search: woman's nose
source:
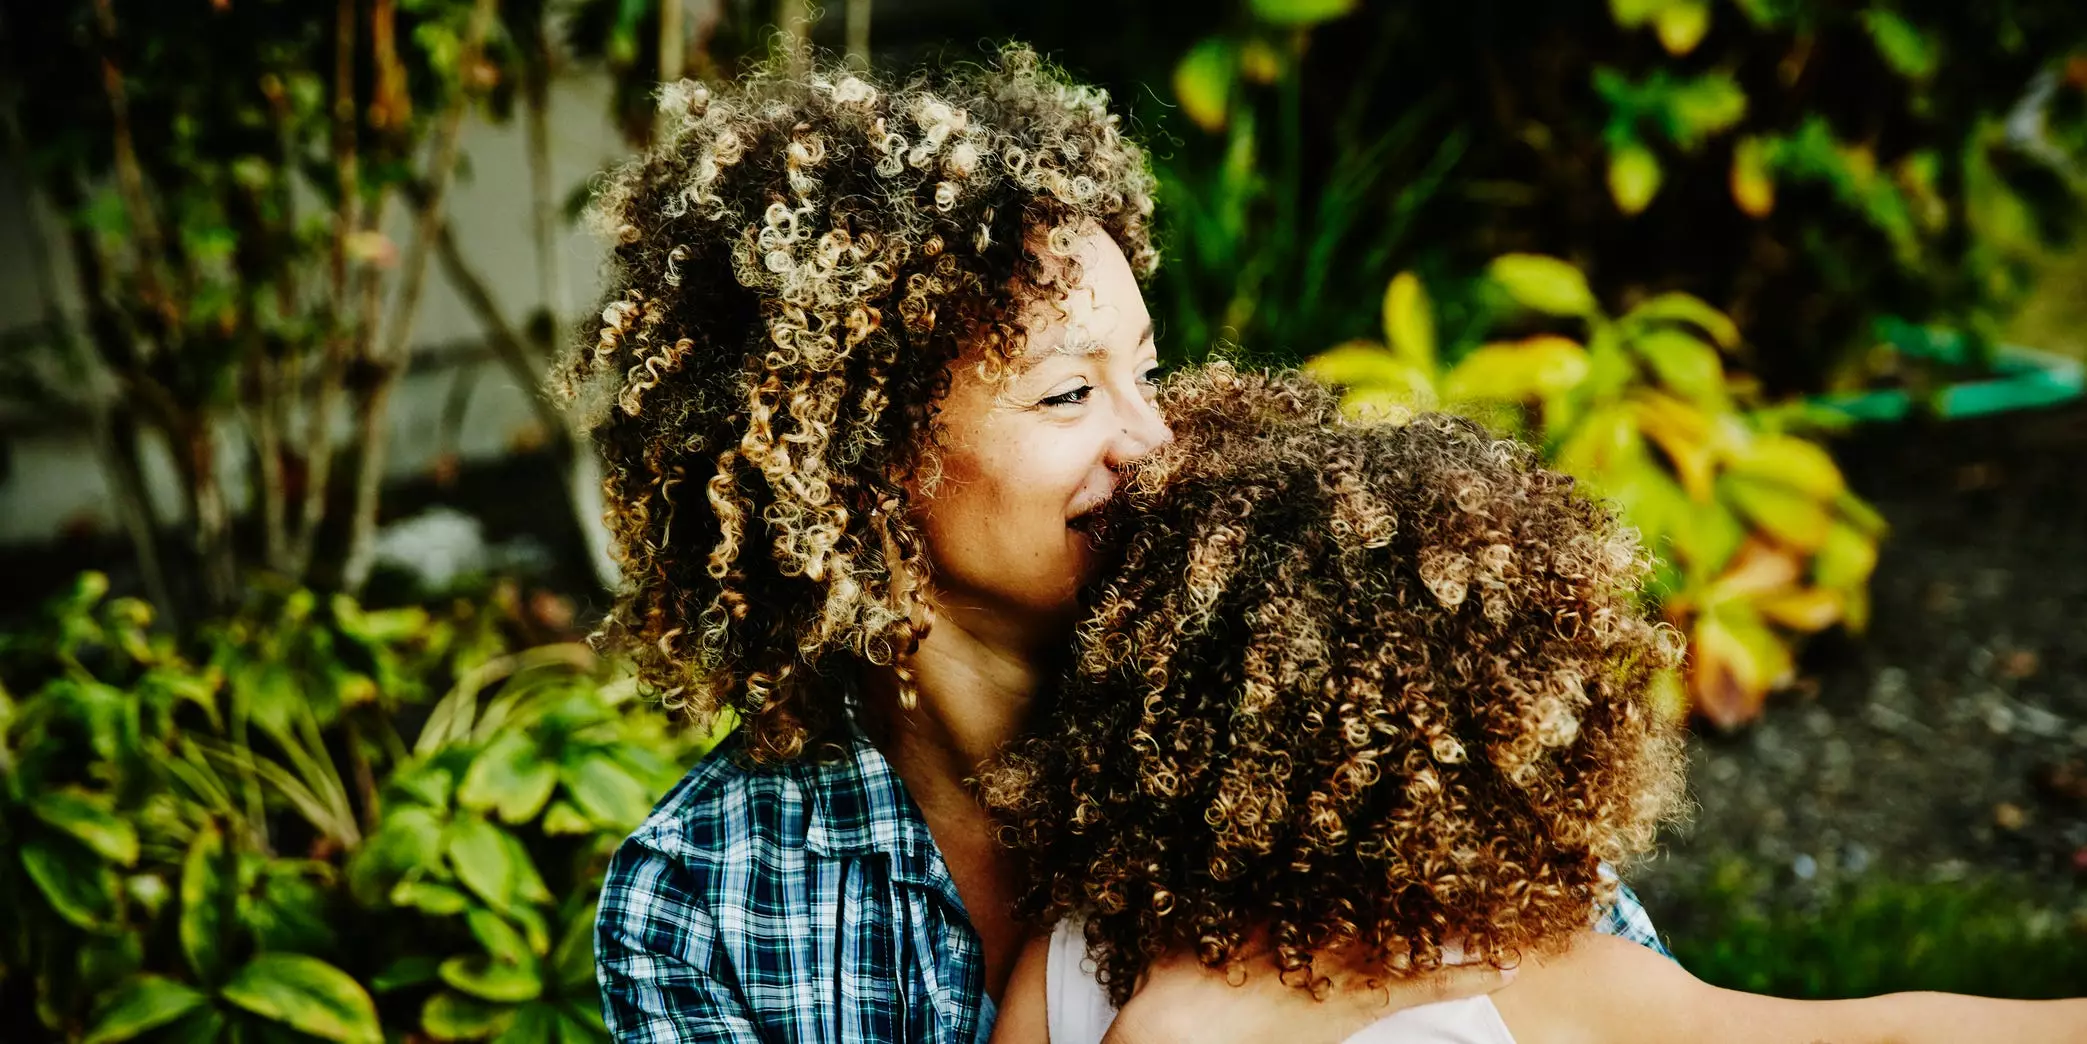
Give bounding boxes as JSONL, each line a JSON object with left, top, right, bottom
{"left": 1109, "top": 388, "right": 1174, "bottom": 464}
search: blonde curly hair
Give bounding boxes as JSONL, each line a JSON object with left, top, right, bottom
{"left": 556, "top": 45, "right": 1158, "bottom": 761}
{"left": 981, "top": 366, "right": 1688, "bottom": 1007}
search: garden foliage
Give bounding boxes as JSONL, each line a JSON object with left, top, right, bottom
{"left": 0, "top": 574, "right": 711, "bottom": 1043}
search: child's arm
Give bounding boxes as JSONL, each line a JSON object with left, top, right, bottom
{"left": 990, "top": 933, "right": 1054, "bottom": 1044}
{"left": 1495, "top": 931, "right": 2087, "bottom": 1044}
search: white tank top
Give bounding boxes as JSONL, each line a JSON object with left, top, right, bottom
{"left": 1044, "top": 919, "right": 1518, "bottom": 1044}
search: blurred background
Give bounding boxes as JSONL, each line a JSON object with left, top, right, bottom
{"left": 2, "top": 0, "right": 2085, "bottom": 1040}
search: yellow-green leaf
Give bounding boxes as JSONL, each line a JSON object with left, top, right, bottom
{"left": 447, "top": 816, "right": 517, "bottom": 912}
{"left": 1731, "top": 136, "right": 1776, "bottom": 217}
{"left": 1669, "top": 497, "right": 1748, "bottom": 575}
{"left": 1863, "top": 8, "right": 1938, "bottom": 81}
{"left": 22, "top": 838, "right": 117, "bottom": 930}
{"left": 561, "top": 754, "right": 653, "bottom": 831}
{"left": 1552, "top": 403, "right": 1645, "bottom": 480}
{"left": 423, "top": 991, "right": 515, "bottom": 1042}
{"left": 393, "top": 879, "right": 471, "bottom": 915}
{"left": 1813, "top": 521, "right": 1881, "bottom": 591}
{"left": 1249, "top": 0, "right": 1357, "bottom": 27}
{"left": 1633, "top": 394, "right": 1719, "bottom": 502}
{"left": 84, "top": 976, "right": 209, "bottom": 1044}
{"left": 32, "top": 789, "right": 139, "bottom": 867}
{"left": 1633, "top": 328, "right": 1728, "bottom": 404}
{"left": 1755, "top": 587, "right": 1845, "bottom": 632}
{"left": 1644, "top": 667, "right": 1689, "bottom": 723}
{"left": 1608, "top": 142, "right": 1664, "bottom": 216}
{"left": 441, "top": 956, "right": 543, "bottom": 1005}
{"left": 1303, "top": 341, "right": 1429, "bottom": 396}
{"left": 1173, "top": 38, "right": 1234, "bottom": 134}
{"left": 1721, "top": 473, "right": 1834, "bottom": 550}
{"left": 1624, "top": 292, "right": 1740, "bottom": 348}
{"left": 1655, "top": 0, "right": 1711, "bottom": 54}
{"left": 1381, "top": 271, "right": 1437, "bottom": 373}
{"left": 1690, "top": 605, "right": 1792, "bottom": 727}
{"left": 540, "top": 802, "right": 593, "bottom": 837}
{"left": 180, "top": 821, "right": 232, "bottom": 986}
{"left": 460, "top": 735, "right": 559, "bottom": 825}
{"left": 221, "top": 954, "right": 381, "bottom": 1044}
{"left": 1489, "top": 255, "right": 1599, "bottom": 317}
{"left": 1725, "top": 433, "right": 1845, "bottom": 499}
{"left": 1442, "top": 336, "right": 1592, "bottom": 403}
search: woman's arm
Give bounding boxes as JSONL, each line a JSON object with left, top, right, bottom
{"left": 594, "top": 844, "right": 763, "bottom": 1044}
{"left": 1494, "top": 932, "right": 2087, "bottom": 1044}
{"left": 989, "top": 934, "right": 1053, "bottom": 1044}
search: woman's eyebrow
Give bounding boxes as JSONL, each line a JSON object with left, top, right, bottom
{"left": 1020, "top": 319, "right": 1157, "bottom": 371}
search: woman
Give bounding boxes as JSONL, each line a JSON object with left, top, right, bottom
{"left": 566, "top": 47, "right": 1664, "bottom": 1043}
{"left": 982, "top": 368, "right": 2087, "bottom": 1044}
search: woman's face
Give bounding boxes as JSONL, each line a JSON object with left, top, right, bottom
{"left": 915, "top": 228, "right": 1172, "bottom": 644}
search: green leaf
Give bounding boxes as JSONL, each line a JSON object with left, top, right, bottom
{"left": 1664, "top": 74, "right": 1748, "bottom": 148}
{"left": 220, "top": 954, "right": 381, "bottom": 1044}
{"left": 1248, "top": 0, "right": 1356, "bottom": 26}
{"left": 1721, "top": 473, "right": 1834, "bottom": 551}
{"left": 180, "top": 821, "right": 232, "bottom": 985}
{"left": 540, "top": 802, "right": 594, "bottom": 837}
{"left": 441, "top": 956, "right": 543, "bottom": 1004}
{"left": 493, "top": 1004, "right": 560, "bottom": 1044}
{"left": 32, "top": 789, "right": 140, "bottom": 866}
{"left": 84, "top": 976, "right": 209, "bottom": 1044}
{"left": 1381, "top": 271, "right": 1437, "bottom": 373}
{"left": 561, "top": 754, "right": 653, "bottom": 831}
{"left": 1633, "top": 328, "right": 1727, "bottom": 403}
{"left": 503, "top": 829, "right": 552, "bottom": 906}
{"left": 1442, "top": 336, "right": 1592, "bottom": 404}
{"left": 373, "top": 955, "right": 444, "bottom": 994}
{"left": 393, "top": 878, "right": 472, "bottom": 915}
{"left": 1608, "top": 142, "right": 1663, "bottom": 215}
{"left": 1670, "top": 499, "right": 1748, "bottom": 575}
{"left": 1725, "top": 434, "right": 1845, "bottom": 499}
{"left": 549, "top": 905, "right": 600, "bottom": 994}
{"left": 423, "top": 991, "right": 516, "bottom": 1042}
{"left": 1172, "top": 37, "right": 1234, "bottom": 134}
{"left": 22, "top": 838, "right": 118, "bottom": 929}
{"left": 460, "top": 735, "right": 560, "bottom": 825}
{"left": 1814, "top": 522, "right": 1881, "bottom": 592}
{"left": 448, "top": 816, "right": 518, "bottom": 912}
{"left": 468, "top": 907, "right": 537, "bottom": 965}
{"left": 1303, "top": 342, "right": 1434, "bottom": 403}
{"left": 1488, "top": 255, "right": 1599, "bottom": 317}
{"left": 1863, "top": 8, "right": 1937, "bottom": 81}
{"left": 1624, "top": 292, "right": 1740, "bottom": 348}
{"left": 1655, "top": 0, "right": 1711, "bottom": 54}
{"left": 1731, "top": 136, "right": 1777, "bottom": 217}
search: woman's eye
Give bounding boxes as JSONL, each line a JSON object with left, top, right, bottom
{"left": 1040, "top": 385, "right": 1093, "bottom": 407}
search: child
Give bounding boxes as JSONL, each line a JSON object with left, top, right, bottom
{"left": 980, "top": 365, "right": 2087, "bottom": 1044}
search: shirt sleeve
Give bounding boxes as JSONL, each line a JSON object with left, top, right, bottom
{"left": 595, "top": 837, "right": 765, "bottom": 1044}
{"left": 1593, "top": 873, "right": 1672, "bottom": 959}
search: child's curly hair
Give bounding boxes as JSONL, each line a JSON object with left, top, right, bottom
{"left": 981, "top": 366, "right": 1688, "bottom": 1007}
{"left": 554, "top": 45, "right": 1157, "bottom": 761}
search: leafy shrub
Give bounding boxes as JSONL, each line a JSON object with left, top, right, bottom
{"left": 0, "top": 574, "right": 711, "bottom": 1043}
{"left": 1305, "top": 257, "right": 1885, "bottom": 725}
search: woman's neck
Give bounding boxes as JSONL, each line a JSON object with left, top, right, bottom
{"left": 862, "top": 604, "right": 1052, "bottom": 816}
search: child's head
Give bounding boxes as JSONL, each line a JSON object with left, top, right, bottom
{"left": 982, "top": 365, "right": 1687, "bottom": 1006}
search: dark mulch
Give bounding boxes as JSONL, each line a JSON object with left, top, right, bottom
{"left": 1637, "top": 401, "right": 2087, "bottom": 934}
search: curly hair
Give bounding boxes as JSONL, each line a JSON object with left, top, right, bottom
{"left": 554, "top": 45, "right": 1158, "bottom": 761}
{"left": 980, "top": 366, "right": 1688, "bottom": 1007}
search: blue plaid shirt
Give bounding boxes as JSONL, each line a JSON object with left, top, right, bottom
{"left": 596, "top": 725, "right": 1670, "bottom": 1043}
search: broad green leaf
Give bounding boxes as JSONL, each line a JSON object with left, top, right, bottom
{"left": 1249, "top": 0, "right": 1356, "bottom": 26}
{"left": 1721, "top": 473, "right": 1833, "bottom": 551}
{"left": 460, "top": 736, "right": 559, "bottom": 825}
{"left": 509, "top": 904, "right": 553, "bottom": 958}
{"left": 1608, "top": 142, "right": 1663, "bottom": 216}
{"left": 220, "top": 954, "right": 381, "bottom": 1044}
{"left": 1624, "top": 292, "right": 1740, "bottom": 348}
{"left": 441, "top": 956, "right": 543, "bottom": 1004}
{"left": 1755, "top": 587, "right": 1845, "bottom": 632}
{"left": 1489, "top": 255, "right": 1598, "bottom": 317}
{"left": 156, "top": 1007, "right": 227, "bottom": 1044}
{"left": 503, "top": 829, "right": 552, "bottom": 906}
{"left": 83, "top": 976, "right": 209, "bottom": 1044}
{"left": 1813, "top": 522, "right": 1881, "bottom": 591}
{"left": 494, "top": 1004, "right": 560, "bottom": 1044}
{"left": 1633, "top": 394, "right": 1719, "bottom": 501}
{"left": 181, "top": 821, "right": 231, "bottom": 985}
{"left": 1655, "top": 0, "right": 1711, "bottom": 54}
{"left": 22, "top": 838, "right": 118, "bottom": 929}
{"left": 549, "top": 906, "right": 599, "bottom": 993}
{"left": 1381, "top": 271, "right": 1437, "bottom": 372}
{"left": 468, "top": 907, "right": 537, "bottom": 966}
{"left": 556, "top": 1002, "right": 608, "bottom": 1044}
{"left": 1443, "top": 336, "right": 1592, "bottom": 404}
{"left": 540, "top": 802, "right": 594, "bottom": 837}
{"left": 32, "top": 789, "right": 139, "bottom": 866}
{"left": 1665, "top": 74, "right": 1748, "bottom": 148}
{"left": 448, "top": 816, "right": 518, "bottom": 912}
{"left": 1552, "top": 404, "right": 1644, "bottom": 480}
{"left": 373, "top": 955, "right": 444, "bottom": 994}
{"left": 1172, "top": 38, "right": 1234, "bottom": 134}
{"left": 423, "top": 990, "right": 516, "bottom": 1042}
{"left": 1609, "top": 0, "right": 1661, "bottom": 27}
{"left": 1731, "top": 136, "right": 1777, "bottom": 217}
{"left": 1668, "top": 498, "right": 1747, "bottom": 575}
{"left": 1304, "top": 341, "right": 1423, "bottom": 392}
{"left": 393, "top": 879, "right": 471, "bottom": 916}
{"left": 1632, "top": 328, "right": 1727, "bottom": 404}
{"left": 1725, "top": 434, "right": 1844, "bottom": 499}
{"left": 1863, "top": 8, "right": 1937, "bottom": 81}
{"left": 561, "top": 754, "right": 653, "bottom": 830}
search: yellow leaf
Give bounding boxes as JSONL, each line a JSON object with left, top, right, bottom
{"left": 1489, "top": 255, "right": 1599, "bottom": 317}
{"left": 1442, "top": 335, "right": 1591, "bottom": 403}
{"left": 1656, "top": 0, "right": 1711, "bottom": 55}
{"left": 1608, "top": 143, "right": 1664, "bottom": 216}
{"left": 1552, "top": 403, "right": 1644, "bottom": 480}
{"left": 1725, "top": 433, "right": 1845, "bottom": 499}
{"left": 1755, "top": 587, "right": 1845, "bottom": 632}
{"left": 1708, "top": 538, "right": 1804, "bottom": 602}
{"left": 1731, "top": 136, "right": 1776, "bottom": 217}
{"left": 1304, "top": 340, "right": 1430, "bottom": 394}
{"left": 1690, "top": 606, "right": 1792, "bottom": 728}
{"left": 1237, "top": 38, "right": 1284, "bottom": 85}
{"left": 1624, "top": 291, "right": 1741, "bottom": 348}
{"left": 1812, "top": 521, "right": 1880, "bottom": 591}
{"left": 1173, "top": 38, "right": 1235, "bottom": 134}
{"left": 1381, "top": 272, "right": 1437, "bottom": 373}
{"left": 1721, "top": 473, "right": 1833, "bottom": 551}
{"left": 1633, "top": 394, "right": 1718, "bottom": 501}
